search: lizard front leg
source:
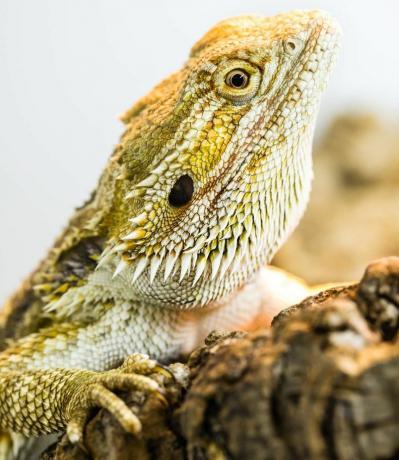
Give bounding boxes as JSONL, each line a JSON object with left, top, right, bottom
{"left": 0, "top": 302, "right": 181, "bottom": 443}
{"left": 0, "top": 358, "right": 167, "bottom": 442}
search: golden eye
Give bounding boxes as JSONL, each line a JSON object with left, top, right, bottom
{"left": 213, "top": 59, "right": 261, "bottom": 105}
{"left": 225, "top": 69, "right": 250, "bottom": 89}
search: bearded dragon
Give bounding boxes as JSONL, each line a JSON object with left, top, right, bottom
{"left": 0, "top": 9, "right": 341, "bottom": 458}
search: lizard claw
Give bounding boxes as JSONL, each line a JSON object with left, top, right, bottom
{"left": 67, "top": 410, "right": 96, "bottom": 447}
{"left": 152, "top": 364, "right": 176, "bottom": 382}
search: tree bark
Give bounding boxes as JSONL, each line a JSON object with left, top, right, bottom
{"left": 42, "top": 257, "right": 399, "bottom": 460}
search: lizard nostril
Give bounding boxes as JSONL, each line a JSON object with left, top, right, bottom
{"left": 168, "top": 175, "right": 194, "bottom": 207}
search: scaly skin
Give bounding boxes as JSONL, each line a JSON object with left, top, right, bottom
{"left": 0, "top": 9, "right": 341, "bottom": 454}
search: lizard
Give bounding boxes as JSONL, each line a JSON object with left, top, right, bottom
{"left": 0, "top": 9, "right": 341, "bottom": 458}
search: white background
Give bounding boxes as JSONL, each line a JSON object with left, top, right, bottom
{"left": 1, "top": 0, "right": 398, "bottom": 302}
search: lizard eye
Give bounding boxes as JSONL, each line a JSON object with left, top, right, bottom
{"left": 225, "top": 69, "right": 249, "bottom": 89}
{"left": 168, "top": 175, "right": 194, "bottom": 207}
{"left": 214, "top": 59, "right": 261, "bottom": 105}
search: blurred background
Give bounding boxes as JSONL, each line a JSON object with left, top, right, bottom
{"left": 1, "top": 0, "right": 398, "bottom": 302}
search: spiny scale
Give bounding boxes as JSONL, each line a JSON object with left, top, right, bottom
{"left": 113, "top": 259, "right": 127, "bottom": 279}
{"left": 210, "top": 241, "right": 225, "bottom": 280}
{"left": 179, "top": 253, "right": 192, "bottom": 282}
{"left": 163, "top": 251, "right": 180, "bottom": 281}
{"left": 107, "top": 206, "right": 258, "bottom": 286}
{"left": 125, "top": 188, "right": 145, "bottom": 200}
{"left": 150, "top": 255, "right": 162, "bottom": 283}
{"left": 192, "top": 254, "right": 208, "bottom": 286}
{"left": 129, "top": 212, "right": 148, "bottom": 226}
{"left": 131, "top": 257, "right": 149, "bottom": 284}
{"left": 122, "top": 228, "right": 147, "bottom": 241}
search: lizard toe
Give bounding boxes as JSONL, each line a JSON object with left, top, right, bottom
{"left": 120, "top": 353, "right": 175, "bottom": 381}
{"left": 102, "top": 371, "right": 168, "bottom": 405}
{"left": 89, "top": 383, "right": 142, "bottom": 435}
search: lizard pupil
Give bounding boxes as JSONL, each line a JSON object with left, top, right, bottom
{"left": 168, "top": 175, "right": 194, "bottom": 207}
{"left": 225, "top": 69, "right": 249, "bottom": 89}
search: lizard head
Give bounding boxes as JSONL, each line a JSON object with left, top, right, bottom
{"left": 99, "top": 9, "right": 341, "bottom": 308}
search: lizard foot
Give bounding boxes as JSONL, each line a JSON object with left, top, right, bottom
{"left": 66, "top": 353, "right": 173, "bottom": 444}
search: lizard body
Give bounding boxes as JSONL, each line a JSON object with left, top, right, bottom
{"left": 0, "top": 9, "right": 341, "bottom": 456}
